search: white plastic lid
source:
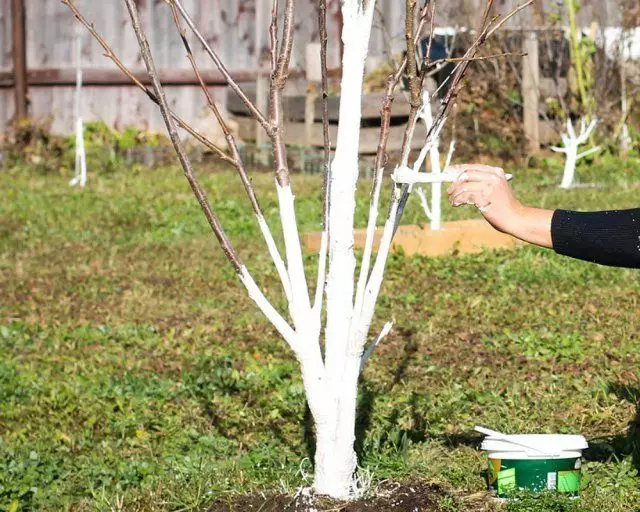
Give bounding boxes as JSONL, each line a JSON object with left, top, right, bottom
{"left": 481, "top": 434, "right": 588, "bottom": 457}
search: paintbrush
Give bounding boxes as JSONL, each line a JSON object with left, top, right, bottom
{"left": 393, "top": 168, "right": 514, "bottom": 184}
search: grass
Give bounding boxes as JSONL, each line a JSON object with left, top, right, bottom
{"left": 1, "top": 152, "right": 640, "bottom": 511}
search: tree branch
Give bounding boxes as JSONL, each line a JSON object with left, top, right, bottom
{"left": 168, "top": 1, "right": 292, "bottom": 304}
{"left": 171, "top": 0, "right": 272, "bottom": 134}
{"left": 120, "top": 0, "right": 296, "bottom": 350}
{"left": 61, "top": 0, "right": 233, "bottom": 164}
{"left": 314, "top": 0, "right": 332, "bottom": 318}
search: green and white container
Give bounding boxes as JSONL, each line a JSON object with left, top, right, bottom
{"left": 480, "top": 433, "right": 588, "bottom": 498}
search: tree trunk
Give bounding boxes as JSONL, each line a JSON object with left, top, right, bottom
{"left": 323, "top": 7, "right": 375, "bottom": 500}
{"left": 560, "top": 147, "right": 577, "bottom": 189}
{"left": 312, "top": 355, "right": 360, "bottom": 499}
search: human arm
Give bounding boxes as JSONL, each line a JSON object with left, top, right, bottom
{"left": 445, "top": 164, "right": 554, "bottom": 248}
{"left": 446, "top": 164, "right": 640, "bottom": 269}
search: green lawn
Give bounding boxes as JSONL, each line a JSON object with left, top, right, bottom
{"left": 2, "top": 153, "right": 640, "bottom": 511}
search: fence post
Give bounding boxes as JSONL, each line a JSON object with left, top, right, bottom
{"left": 522, "top": 32, "right": 540, "bottom": 154}
{"left": 11, "top": 0, "right": 28, "bottom": 122}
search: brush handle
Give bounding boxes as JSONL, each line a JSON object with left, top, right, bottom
{"left": 394, "top": 170, "right": 513, "bottom": 184}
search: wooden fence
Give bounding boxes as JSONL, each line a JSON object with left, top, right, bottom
{"left": 0, "top": 0, "right": 625, "bottom": 141}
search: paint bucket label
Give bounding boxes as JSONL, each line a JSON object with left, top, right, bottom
{"left": 487, "top": 457, "right": 582, "bottom": 498}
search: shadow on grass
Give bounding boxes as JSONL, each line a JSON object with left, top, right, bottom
{"left": 354, "top": 328, "right": 419, "bottom": 460}
{"left": 583, "top": 383, "right": 640, "bottom": 470}
{"left": 352, "top": 327, "right": 485, "bottom": 464}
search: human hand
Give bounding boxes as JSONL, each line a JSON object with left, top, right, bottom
{"left": 446, "top": 164, "right": 523, "bottom": 234}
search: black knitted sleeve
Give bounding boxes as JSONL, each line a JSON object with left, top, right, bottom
{"left": 551, "top": 209, "right": 640, "bottom": 269}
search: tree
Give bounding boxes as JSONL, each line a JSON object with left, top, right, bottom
{"left": 551, "top": 117, "right": 600, "bottom": 189}
{"left": 414, "top": 91, "right": 456, "bottom": 231}
{"left": 63, "top": 0, "right": 530, "bottom": 499}
{"left": 70, "top": 25, "right": 87, "bottom": 188}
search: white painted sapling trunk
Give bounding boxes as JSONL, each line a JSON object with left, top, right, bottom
{"left": 316, "top": 0, "right": 377, "bottom": 498}
{"left": 70, "top": 30, "right": 87, "bottom": 188}
{"left": 415, "top": 92, "right": 455, "bottom": 230}
{"left": 551, "top": 118, "right": 600, "bottom": 189}
{"left": 70, "top": 29, "right": 87, "bottom": 188}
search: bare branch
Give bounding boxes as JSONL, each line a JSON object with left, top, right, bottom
{"left": 276, "top": 0, "right": 296, "bottom": 82}
{"left": 313, "top": 0, "right": 332, "bottom": 318}
{"left": 318, "top": 0, "right": 332, "bottom": 232}
{"left": 430, "top": 51, "right": 524, "bottom": 65}
{"left": 118, "top": 0, "right": 297, "bottom": 350}
{"left": 61, "top": 0, "right": 232, "bottom": 164}
{"left": 171, "top": 0, "right": 272, "bottom": 133}
{"left": 268, "top": 0, "right": 297, "bottom": 186}
{"left": 168, "top": 1, "right": 293, "bottom": 305}
{"left": 122, "top": 0, "right": 240, "bottom": 272}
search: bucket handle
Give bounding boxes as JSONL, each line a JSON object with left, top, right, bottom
{"left": 475, "top": 426, "right": 557, "bottom": 456}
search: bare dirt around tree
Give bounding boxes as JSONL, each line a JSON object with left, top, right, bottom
{"left": 210, "top": 481, "right": 495, "bottom": 512}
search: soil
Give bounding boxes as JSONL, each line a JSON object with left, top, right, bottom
{"left": 210, "top": 481, "right": 475, "bottom": 512}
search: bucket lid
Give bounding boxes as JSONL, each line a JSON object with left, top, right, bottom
{"left": 481, "top": 434, "right": 588, "bottom": 456}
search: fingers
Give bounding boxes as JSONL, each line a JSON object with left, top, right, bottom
{"left": 446, "top": 164, "right": 505, "bottom": 186}
{"left": 448, "top": 182, "right": 489, "bottom": 207}
{"left": 446, "top": 163, "right": 505, "bottom": 177}
{"left": 448, "top": 178, "right": 491, "bottom": 200}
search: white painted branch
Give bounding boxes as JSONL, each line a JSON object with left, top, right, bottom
{"left": 276, "top": 183, "right": 312, "bottom": 327}
{"left": 360, "top": 321, "right": 393, "bottom": 373}
{"left": 257, "top": 215, "right": 293, "bottom": 304}
{"left": 415, "top": 186, "right": 433, "bottom": 220}
{"left": 444, "top": 140, "right": 456, "bottom": 169}
{"left": 313, "top": 229, "right": 328, "bottom": 317}
{"left": 325, "top": 3, "right": 375, "bottom": 369}
{"left": 577, "top": 146, "right": 602, "bottom": 160}
{"left": 239, "top": 266, "right": 298, "bottom": 351}
{"left": 423, "top": 93, "right": 442, "bottom": 231}
{"left": 354, "top": 165, "right": 385, "bottom": 320}
{"left": 358, "top": 200, "right": 399, "bottom": 343}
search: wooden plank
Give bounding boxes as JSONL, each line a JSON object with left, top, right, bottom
{"left": 305, "top": 219, "right": 518, "bottom": 257}
{"left": 522, "top": 32, "right": 540, "bottom": 154}
{"left": 522, "top": 41, "right": 540, "bottom": 146}
{"left": 0, "top": 67, "right": 295, "bottom": 87}
{"left": 228, "top": 89, "right": 414, "bottom": 121}
{"left": 11, "top": 0, "right": 27, "bottom": 120}
{"left": 236, "top": 117, "right": 427, "bottom": 154}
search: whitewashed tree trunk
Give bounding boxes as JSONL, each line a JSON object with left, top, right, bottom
{"left": 551, "top": 118, "right": 600, "bottom": 189}
{"left": 317, "top": 1, "right": 376, "bottom": 497}
{"left": 415, "top": 94, "right": 455, "bottom": 231}
{"left": 70, "top": 28, "right": 87, "bottom": 188}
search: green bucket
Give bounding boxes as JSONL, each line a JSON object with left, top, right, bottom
{"left": 481, "top": 434, "right": 588, "bottom": 498}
